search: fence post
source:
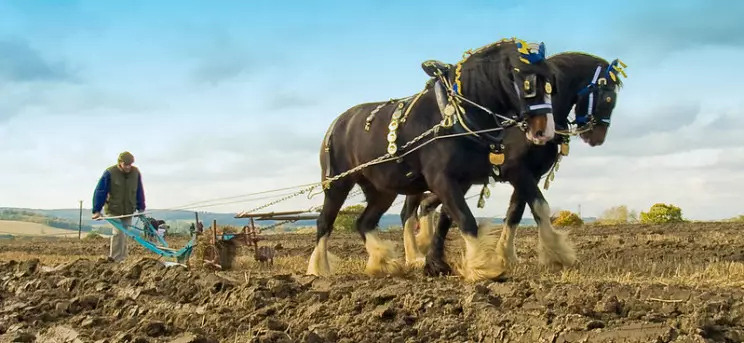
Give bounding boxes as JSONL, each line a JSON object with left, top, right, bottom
{"left": 78, "top": 200, "right": 83, "bottom": 240}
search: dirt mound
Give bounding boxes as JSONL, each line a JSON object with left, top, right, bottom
{"left": 1, "top": 256, "right": 744, "bottom": 342}
{"left": 2, "top": 222, "right": 744, "bottom": 342}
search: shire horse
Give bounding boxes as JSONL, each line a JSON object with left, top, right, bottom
{"left": 400, "top": 52, "right": 628, "bottom": 278}
{"left": 307, "top": 38, "right": 559, "bottom": 281}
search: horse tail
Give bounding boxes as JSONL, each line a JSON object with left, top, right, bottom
{"left": 320, "top": 113, "right": 342, "bottom": 180}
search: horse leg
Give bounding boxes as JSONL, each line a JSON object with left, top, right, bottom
{"left": 520, "top": 179, "right": 577, "bottom": 268}
{"left": 415, "top": 193, "right": 441, "bottom": 255}
{"left": 401, "top": 194, "right": 425, "bottom": 267}
{"left": 496, "top": 189, "right": 526, "bottom": 267}
{"left": 306, "top": 180, "right": 354, "bottom": 277}
{"left": 423, "top": 210, "right": 453, "bottom": 276}
{"left": 430, "top": 178, "right": 505, "bottom": 281}
{"left": 357, "top": 183, "right": 404, "bottom": 277}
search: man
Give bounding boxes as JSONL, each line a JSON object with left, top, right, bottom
{"left": 91, "top": 151, "right": 146, "bottom": 262}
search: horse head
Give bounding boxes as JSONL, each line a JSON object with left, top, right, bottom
{"left": 573, "top": 58, "right": 627, "bottom": 146}
{"left": 452, "top": 38, "right": 557, "bottom": 145}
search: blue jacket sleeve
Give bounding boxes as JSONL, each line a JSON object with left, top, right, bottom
{"left": 92, "top": 170, "right": 111, "bottom": 213}
{"left": 136, "top": 172, "right": 146, "bottom": 212}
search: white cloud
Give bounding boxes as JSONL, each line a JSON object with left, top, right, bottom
{"left": 3, "top": 11, "right": 744, "bottom": 223}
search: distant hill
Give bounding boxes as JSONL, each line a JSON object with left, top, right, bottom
{"left": 0, "top": 220, "right": 93, "bottom": 238}
{"left": 1, "top": 207, "right": 596, "bottom": 232}
{"left": 0, "top": 209, "right": 98, "bottom": 234}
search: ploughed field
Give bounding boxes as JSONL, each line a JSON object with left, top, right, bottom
{"left": 1, "top": 222, "right": 744, "bottom": 342}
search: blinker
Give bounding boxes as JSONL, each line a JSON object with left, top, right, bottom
{"left": 545, "top": 82, "right": 552, "bottom": 94}
{"left": 523, "top": 74, "right": 537, "bottom": 98}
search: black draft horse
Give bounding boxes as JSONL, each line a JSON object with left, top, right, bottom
{"left": 400, "top": 52, "right": 628, "bottom": 278}
{"left": 307, "top": 38, "right": 559, "bottom": 282}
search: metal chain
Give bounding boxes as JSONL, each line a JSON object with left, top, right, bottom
{"left": 235, "top": 185, "right": 318, "bottom": 217}
{"left": 308, "top": 188, "right": 363, "bottom": 213}
{"left": 235, "top": 71, "right": 500, "bottom": 213}
{"left": 320, "top": 123, "right": 442, "bottom": 189}
{"left": 259, "top": 219, "right": 300, "bottom": 231}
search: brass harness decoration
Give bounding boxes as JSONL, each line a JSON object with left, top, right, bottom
{"left": 357, "top": 38, "right": 552, "bottom": 206}
{"left": 385, "top": 88, "right": 427, "bottom": 155}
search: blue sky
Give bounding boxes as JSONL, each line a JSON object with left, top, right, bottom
{"left": 1, "top": 0, "right": 743, "bottom": 220}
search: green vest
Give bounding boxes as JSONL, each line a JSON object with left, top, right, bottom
{"left": 103, "top": 165, "right": 140, "bottom": 216}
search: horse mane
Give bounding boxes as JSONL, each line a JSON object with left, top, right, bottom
{"left": 548, "top": 52, "right": 624, "bottom": 89}
{"left": 455, "top": 39, "right": 555, "bottom": 116}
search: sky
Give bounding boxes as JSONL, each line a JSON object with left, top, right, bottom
{"left": 1, "top": 0, "right": 742, "bottom": 221}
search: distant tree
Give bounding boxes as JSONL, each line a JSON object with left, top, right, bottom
{"left": 639, "top": 203, "right": 684, "bottom": 224}
{"left": 552, "top": 210, "right": 584, "bottom": 227}
{"left": 334, "top": 204, "right": 366, "bottom": 232}
{"left": 598, "top": 205, "right": 635, "bottom": 225}
{"left": 724, "top": 215, "right": 744, "bottom": 222}
{"left": 628, "top": 209, "right": 639, "bottom": 223}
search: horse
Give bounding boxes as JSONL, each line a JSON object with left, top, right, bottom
{"left": 399, "top": 52, "right": 628, "bottom": 278}
{"left": 306, "top": 38, "right": 559, "bottom": 282}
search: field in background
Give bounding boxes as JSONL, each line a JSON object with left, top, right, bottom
{"left": 0, "top": 220, "right": 98, "bottom": 238}
{"left": 1, "top": 221, "right": 743, "bottom": 342}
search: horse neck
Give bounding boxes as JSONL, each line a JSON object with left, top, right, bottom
{"left": 457, "top": 69, "right": 514, "bottom": 128}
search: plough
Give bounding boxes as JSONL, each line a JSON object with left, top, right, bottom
{"left": 199, "top": 210, "right": 321, "bottom": 270}
{"left": 101, "top": 205, "right": 361, "bottom": 270}
{"left": 102, "top": 213, "right": 198, "bottom": 266}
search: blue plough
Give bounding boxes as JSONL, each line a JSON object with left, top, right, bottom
{"left": 103, "top": 213, "right": 197, "bottom": 265}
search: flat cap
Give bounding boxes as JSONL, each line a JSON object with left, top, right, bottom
{"left": 118, "top": 151, "right": 134, "bottom": 164}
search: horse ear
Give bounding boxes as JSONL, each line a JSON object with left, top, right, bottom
{"left": 538, "top": 42, "right": 546, "bottom": 60}
{"left": 606, "top": 58, "right": 628, "bottom": 83}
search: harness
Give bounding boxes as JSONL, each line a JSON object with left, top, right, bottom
{"left": 322, "top": 38, "right": 551, "bottom": 202}
{"left": 543, "top": 58, "right": 628, "bottom": 190}
{"left": 418, "top": 38, "right": 553, "bottom": 206}
{"left": 426, "top": 39, "right": 551, "bottom": 169}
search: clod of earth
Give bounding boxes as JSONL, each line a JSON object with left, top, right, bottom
{"left": 0, "top": 222, "right": 744, "bottom": 342}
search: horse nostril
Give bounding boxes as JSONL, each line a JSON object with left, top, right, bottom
{"left": 535, "top": 130, "right": 544, "bottom": 137}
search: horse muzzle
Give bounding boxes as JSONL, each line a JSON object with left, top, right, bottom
{"left": 523, "top": 104, "right": 555, "bottom": 145}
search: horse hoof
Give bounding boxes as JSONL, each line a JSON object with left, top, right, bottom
{"left": 423, "top": 260, "right": 452, "bottom": 277}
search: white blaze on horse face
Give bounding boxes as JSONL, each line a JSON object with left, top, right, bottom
{"left": 538, "top": 93, "right": 555, "bottom": 143}
{"left": 544, "top": 111, "right": 556, "bottom": 141}
{"left": 525, "top": 93, "right": 555, "bottom": 145}
{"left": 545, "top": 92, "right": 555, "bottom": 139}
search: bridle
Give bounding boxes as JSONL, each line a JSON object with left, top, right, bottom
{"left": 560, "top": 59, "right": 627, "bottom": 137}
{"left": 432, "top": 39, "right": 555, "bottom": 138}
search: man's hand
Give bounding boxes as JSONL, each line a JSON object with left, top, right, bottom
{"left": 92, "top": 212, "right": 102, "bottom": 220}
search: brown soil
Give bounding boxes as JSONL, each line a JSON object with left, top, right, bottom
{"left": 1, "top": 221, "right": 744, "bottom": 342}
